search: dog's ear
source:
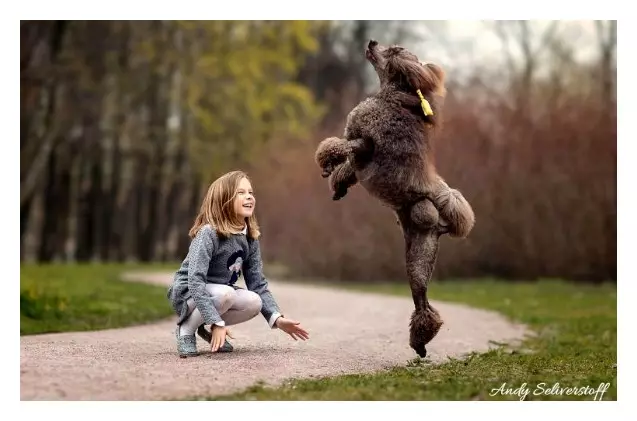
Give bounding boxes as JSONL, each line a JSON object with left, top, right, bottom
{"left": 392, "top": 57, "right": 446, "bottom": 96}
{"left": 392, "top": 58, "right": 428, "bottom": 91}
{"left": 423, "top": 63, "right": 445, "bottom": 84}
{"left": 423, "top": 63, "right": 446, "bottom": 97}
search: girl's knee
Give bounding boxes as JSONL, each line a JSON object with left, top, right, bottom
{"left": 247, "top": 292, "right": 262, "bottom": 315}
{"left": 220, "top": 289, "right": 237, "bottom": 311}
{"left": 207, "top": 285, "right": 237, "bottom": 312}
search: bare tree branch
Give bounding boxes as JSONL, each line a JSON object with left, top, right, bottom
{"left": 490, "top": 21, "right": 517, "bottom": 77}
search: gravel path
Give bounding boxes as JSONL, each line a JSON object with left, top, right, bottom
{"left": 20, "top": 272, "right": 529, "bottom": 400}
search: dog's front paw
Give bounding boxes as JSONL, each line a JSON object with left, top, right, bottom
{"left": 332, "top": 188, "right": 348, "bottom": 201}
{"left": 315, "top": 136, "right": 350, "bottom": 175}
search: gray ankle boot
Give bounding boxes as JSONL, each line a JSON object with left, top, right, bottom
{"left": 176, "top": 328, "right": 199, "bottom": 358}
{"left": 197, "top": 325, "right": 234, "bottom": 352}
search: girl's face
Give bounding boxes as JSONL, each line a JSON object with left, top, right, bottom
{"left": 233, "top": 177, "right": 255, "bottom": 221}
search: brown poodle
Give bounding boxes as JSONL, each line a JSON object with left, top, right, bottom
{"left": 315, "top": 40, "right": 475, "bottom": 358}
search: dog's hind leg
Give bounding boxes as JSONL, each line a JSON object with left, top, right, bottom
{"left": 397, "top": 199, "right": 444, "bottom": 358}
{"left": 427, "top": 177, "right": 475, "bottom": 238}
{"left": 329, "top": 160, "right": 358, "bottom": 201}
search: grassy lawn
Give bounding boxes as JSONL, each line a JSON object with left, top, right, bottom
{"left": 20, "top": 263, "right": 178, "bottom": 335}
{"left": 210, "top": 278, "right": 617, "bottom": 401}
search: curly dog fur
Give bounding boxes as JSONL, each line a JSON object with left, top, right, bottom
{"left": 314, "top": 40, "right": 475, "bottom": 357}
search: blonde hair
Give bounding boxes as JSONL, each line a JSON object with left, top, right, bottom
{"left": 189, "top": 170, "right": 261, "bottom": 240}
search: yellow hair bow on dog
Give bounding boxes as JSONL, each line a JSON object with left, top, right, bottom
{"left": 417, "top": 89, "right": 434, "bottom": 116}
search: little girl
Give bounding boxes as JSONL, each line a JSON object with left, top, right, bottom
{"left": 166, "top": 170, "right": 309, "bottom": 357}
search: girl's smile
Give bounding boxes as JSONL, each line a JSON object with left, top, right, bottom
{"left": 234, "top": 177, "right": 255, "bottom": 219}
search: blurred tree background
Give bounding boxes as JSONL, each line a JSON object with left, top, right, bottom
{"left": 20, "top": 20, "right": 616, "bottom": 283}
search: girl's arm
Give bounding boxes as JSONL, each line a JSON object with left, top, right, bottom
{"left": 243, "top": 239, "right": 283, "bottom": 328}
{"left": 187, "top": 225, "right": 224, "bottom": 326}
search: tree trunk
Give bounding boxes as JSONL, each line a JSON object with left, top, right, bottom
{"left": 20, "top": 21, "right": 68, "bottom": 208}
{"left": 64, "top": 142, "right": 81, "bottom": 262}
{"left": 22, "top": 182, "right": 45, "bottom": 263}
{"left": 596, "top": 20, "right": 616, "bottom": 108}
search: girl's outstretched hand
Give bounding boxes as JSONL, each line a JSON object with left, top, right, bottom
{"left": 275, "top": 317, "right": 310, "bottom": 341}
{"left": 210, "top": 325, "right": 234, "bottom": 352}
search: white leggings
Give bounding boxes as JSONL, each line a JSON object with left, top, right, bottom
{"left": 179, "top": 284, "right": 262, "bottom": 335}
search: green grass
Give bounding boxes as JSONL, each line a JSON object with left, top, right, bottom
{"left": 20, "top": 263, "right": 178, "bottom": 335}
{"left": 208, "top": 278, "right": 617, "bottom": 401}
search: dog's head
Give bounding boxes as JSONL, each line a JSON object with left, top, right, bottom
{"left": 365, "top": 40, "right": 445, "bottom": 97}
